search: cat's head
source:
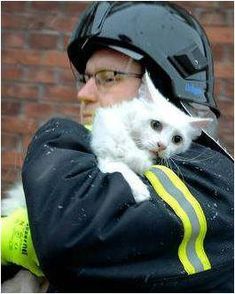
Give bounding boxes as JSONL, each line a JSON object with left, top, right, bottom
{"left": 132, "top": 109, "right": 211, "bottom": 159}
{"left": 133, "top": 71, "right": 212, "bottom": 159}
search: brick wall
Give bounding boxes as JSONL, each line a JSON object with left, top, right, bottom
{"left": 2, "top": 1, "right": 234, "bottom": 193}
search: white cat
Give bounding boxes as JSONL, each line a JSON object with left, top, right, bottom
{"left": 91, "top": 72, "right": 212, "bottom": 203}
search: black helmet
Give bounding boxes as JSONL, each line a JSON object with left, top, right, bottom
{"left": 67, "top": 1, "right": 220, "bottom": 117}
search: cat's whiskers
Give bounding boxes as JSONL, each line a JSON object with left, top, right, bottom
{"left": 169, "top": 157, "right": 185, "bottom": 180}
{"left": 172, "top": 149, "right": 216, "bottom": 163}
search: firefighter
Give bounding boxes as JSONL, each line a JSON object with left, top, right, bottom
{"left": 2, "top": 2, "right": 233, "bottom": 292}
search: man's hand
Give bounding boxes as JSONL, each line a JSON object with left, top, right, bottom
{"left": 1, "top": 208, "right": 44, "bottom": 277}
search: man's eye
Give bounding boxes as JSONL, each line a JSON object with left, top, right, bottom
{"left": 104, "top": 76, "right": 115, "bottom": 83}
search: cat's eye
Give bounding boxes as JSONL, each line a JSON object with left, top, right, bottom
{"left": 151, "top": 120, "right": 162, "bottom": 131}
{"left": 172, "top": 135, "right": 183, "bottom": 144}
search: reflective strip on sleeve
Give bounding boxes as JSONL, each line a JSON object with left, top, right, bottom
{"left": 144, "top": 165, "right": 211, "bottom": 275}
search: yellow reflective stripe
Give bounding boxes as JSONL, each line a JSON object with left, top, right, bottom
{"left": 145, "top": 170, "right": 195, "bottom": 274}
{"left": 145, "top": 165, "right": 211, "bottom": 275}
{"left": 155, "top": 165, "right": 211, "bottom": 270}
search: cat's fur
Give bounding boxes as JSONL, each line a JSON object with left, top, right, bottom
{"left": 91, "top": 72, "right": 211, "bottom": 202}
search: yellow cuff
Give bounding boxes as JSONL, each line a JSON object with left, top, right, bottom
{"left": 1, "top": 208, "right": 44, "bottom": 277}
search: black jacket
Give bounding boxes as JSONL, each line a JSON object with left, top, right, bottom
{"left": 22, "top": 118, "right": 234, "bottom": 292}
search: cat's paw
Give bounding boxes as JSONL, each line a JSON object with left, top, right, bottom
{"left": 132, "top": 181, "right": 151, "bottom": 203}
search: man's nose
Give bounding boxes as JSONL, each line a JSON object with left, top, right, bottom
{"left": 77, "top": 78, "right": 98, "bottom": 103}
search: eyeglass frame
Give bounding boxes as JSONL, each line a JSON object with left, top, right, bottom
{"left": 72, "top": 68, "right": 143, "bottom": 90}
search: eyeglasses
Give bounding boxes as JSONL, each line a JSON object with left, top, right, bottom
{"left": 75, "top": 69, "right": 143, "bottom": 91}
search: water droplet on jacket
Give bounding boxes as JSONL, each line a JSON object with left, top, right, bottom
{"left": 212, "top": 212, "right": 218, "bottom": 220}
{"left": 213, "top": 203, "right": 217, "bottom": 208}
{"left": 58, "top": 205, "right": 63, "bottom": 209}
{"left": 46, "top": 151, "right": 51, "bottom": 155}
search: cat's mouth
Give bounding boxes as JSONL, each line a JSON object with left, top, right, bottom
{"left": 149, "top": 149, "right": 166, "bottom": 159}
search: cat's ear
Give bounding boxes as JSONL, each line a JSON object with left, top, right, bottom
{"left": 139, "top": 71, "right": 160, "bottom": 103}
{"left": 189, "top": 117, "right": 213, "bottom": 137}
{"left": 138, "top": 71, "right": 152, "bottom": 101}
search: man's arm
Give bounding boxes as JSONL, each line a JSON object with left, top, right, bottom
{"left": 21, "top": 118, "right": 234, "bottom": 292}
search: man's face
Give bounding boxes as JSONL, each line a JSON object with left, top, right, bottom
{"left": 77, "top": 48, "right": 142, "bottom": 124}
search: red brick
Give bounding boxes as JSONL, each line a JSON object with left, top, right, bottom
{"left": 24, "top": 103, "right": 54, "bottom": 119}
{"left": 2, "top": 49, "right": 41, "bottom": 66}
{"left": 23, "top": 134, "right": 34, "bottom": 151}
{"left": 63, "top": 2, "right": 89, "bottom": 15}
{"left": 214, "top": 78, "right": 225, "bottom": 97}
{"left": 214, "top": 62, "right": 234, "bottom": 79}
{"left": 2, "top": 100, "right": 22, "bottom": 116}
{"left": 211, "top": 44, "right": 226, "bottom": 62}
{"left": 224, "top": 79, "right": 234, "bottom": 98}
{"left": 198, "top": 10, "right": 227, "bottom": 26}
{"left": 217, "top": 100, "right": 234, "bottom": 117}
{"left": 2, "top": 116, "right": 38, "bottom": 135}
{"left": 1, "top": 167, "right": 22, "bottom": 185}
{"left": 2, "top": 31, "right": 25, "bottom": 48}
{"left": 2, "top": 134, "right": 20, "bottom": 151}
{"left": 29, "top": 33, "right": 59, "bottom": 50}
{"left": 2, "top": 151, "right": 24, "bottom": 168}
{"left": 1, "top": 65, "right": 23, "bottom": 80}
{"left": 24, "top": 67, "right": 55, "bottom": 84}
{"left": 31, "top": 1, "right": 61, "bottom": 11}
{"left": 41, "top": 50, "right": 69, "bottom": 67}
{"left": 205, "top": 26, "right": 233, "bottom": 44}
{"left": 43, "top": 85, "right": 77, "bottom": 102}
{"left": 1, "top": 1, "right": 28, "bottom": 12}
{"left": 2, "top": 13, "right": 63, "bottom": 31}
{"left": 57, "top": 68, "right": 76, "bottom": 84}
{"left": 212, "top": 44, "right": 234, "bottom": 62}
{"left": 63, "top": 35, "right": 70, "bottom": 49}
{"left": 2, "top": 13, "right": 35, "bottom": 30}
{"left": 221, "top": 1, "right": 234, "bottom": 8}
{"left": 2, "top": 43, "right": 69, "bottom": 71}
{"left": 175, "top": 1, "right": 221, "bottom": 9}
{"left": 227, "top": 45, "right": 234, "bottom": 60}
{"left": 55, "top": 104, "right": 80, "bottom": 118}
{"left": 47, "top": 15, "right": 78, "bottom": 33}
{"left": 2, "top": 82, "right": 39, "bottom": 100}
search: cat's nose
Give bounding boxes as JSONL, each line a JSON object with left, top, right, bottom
{"left": 157, "top": 142, "right": 166, "bottom": 151}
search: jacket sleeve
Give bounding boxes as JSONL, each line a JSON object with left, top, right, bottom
{"left": 22, "top": 118, "right": 234, "bottom": 292}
